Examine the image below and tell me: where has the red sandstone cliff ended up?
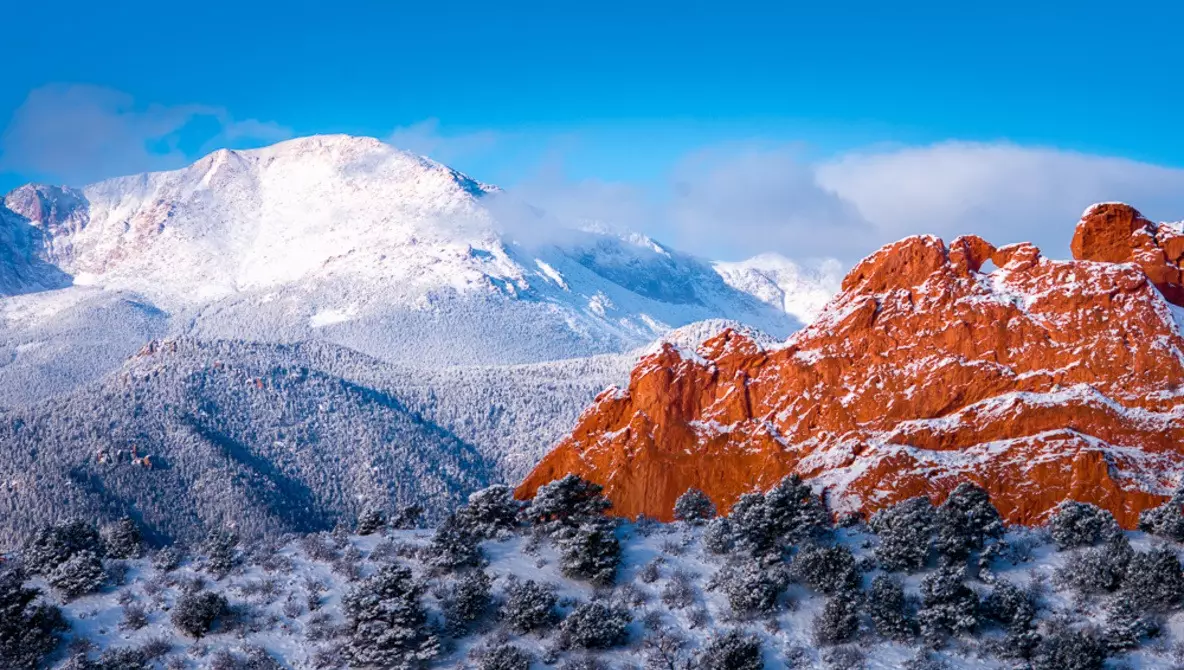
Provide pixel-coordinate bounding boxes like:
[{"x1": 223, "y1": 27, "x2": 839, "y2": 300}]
[{"x1": 518, "y1": 204, "x2": 1184, "y2": 528}]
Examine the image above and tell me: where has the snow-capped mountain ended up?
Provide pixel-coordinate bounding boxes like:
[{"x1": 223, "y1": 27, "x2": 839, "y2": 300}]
[{"x1": 0, "y1": 134, "x2": 839, "y2": 406}]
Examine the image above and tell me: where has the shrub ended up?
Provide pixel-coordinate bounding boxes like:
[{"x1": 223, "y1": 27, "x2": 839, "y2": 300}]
[
  {"x1": 673, "y1": 488, "x2": 716, "y2": 524},
  {"x1": 1047, "y1": 501, "x2": 1121, "y2": 550},
  {"x1": 171, "y1": 590, "x2": 229, "y2": 638},
  {"x1": 932, "y1": 483, "x2": 1003, "y2": 561},
  {"x1": 458, "y1": 485, "x2": 521, "y2": 539},
  {"x1": 502, "y1": 580, "x2": 558, "y2": 634},
  {"x1": 699, "y1": 629, "x2": 763, "y2": 670},
  {"x1": 814, "y1": 595, "x2": 860, "y2": 646},
  {"x1": 558, "y1": 519, "x2": 621, "y2": 586},
  {"x1": 47, "y1": 550, "x2": 106, "y2": 599},
  {"x1": 1030, "y1": 625, "x2": 1106, "y2": 670},
  {"x1": 981, "y1": 579, "x2": 1035, "y2": 634},
  {"x1": 916, "y1": 566, "x2": 978, "y2": 641},
  {"x1": 867, "y1": 575, "x2": 915, "y2": 641},
  {"x1": 791, "y1": 543, "x2": 860, "y2": 595},
  {"x1": 869, "y1": 497, "x2": 934, "y2": 573},
  {"x1": 479, "y1": 643, "x2": 532, "y2": 670},
  {"x1": 1123, "y1": 547, "x2": 1184, "y2": 611},
  {"x1": 1056, "y1": 535, "x2": 1133, "y2": 594},
  {"x1": 719, "y1": 560, "x2": 785, "y2": 617},
  {"x1": 559, "y1": 601, "x2": 630, "y2": 649},
  {"x1": 0, "y1": 568, "x2": 67, "y2": 669},
  {"x1": 341, "y1": 564, "x2": 439, "y2": 667}
]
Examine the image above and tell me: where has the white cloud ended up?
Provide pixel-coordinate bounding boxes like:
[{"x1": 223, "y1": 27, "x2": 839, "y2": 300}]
[
  {"x1": 388, "y1": 118, "x2": 500, "y2": 165},
  {"x1": 0, "y1": 84, "x2": 291, "y2": 186},
  {"x1": 817, "y1": 142, "x2": 1184, "y2": 259}
]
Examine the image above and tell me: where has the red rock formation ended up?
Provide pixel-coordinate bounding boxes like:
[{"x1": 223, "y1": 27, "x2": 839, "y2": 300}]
[{"x1": 518, "y1": 205, "x2": 1184, "y2": 528}]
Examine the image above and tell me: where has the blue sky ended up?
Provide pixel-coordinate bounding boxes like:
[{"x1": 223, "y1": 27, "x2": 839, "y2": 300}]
[{"x1": 3, "y1": 1, "x2": 1184, "y2": 260}]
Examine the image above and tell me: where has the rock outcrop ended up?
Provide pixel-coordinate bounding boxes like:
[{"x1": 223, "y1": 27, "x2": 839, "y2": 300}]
[{"x1": 519, "y1": 204, "x2": 1184, "y2": 527}]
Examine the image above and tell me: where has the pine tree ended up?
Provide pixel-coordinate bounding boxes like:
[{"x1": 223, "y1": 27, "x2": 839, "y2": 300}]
[
  {"x1": 23, "y1": 520, "x2": 104, "y2": 576},
  {"x1": 1123, "y1": 547, "x2": 1184, "y2": 611},
  {"x1": 523, "y1": 475, "x2": 611, "y2": 537},
  {"x1": 1057, "y1": 534, "x2": 1133, "y2": 594},
  {"x1": 356, "y1": 508, "x2": 387, "y2": 536},
  {"x1": 342, "y1": 564, "x2": 440, "y2": 668},
  {"x1": 916, "y1": 565, "x2": 979, "y2": 641},
  {"x1": 813, "y1": 595, "x2": 860, "y2": 645},
  {"x1": 47, "y1": 550, "x2": 105, "y2": 600},
  {"x1": 1104, "y1": 595, "x2": 1157, "y2": 652},
  {"x1": 867, "y1": 575, "x2": 915, "y2": 641},
  {"x1": 426, "y1": 513, "x2": 484, "y2": 572},
  {"x1": 699, "y1": 629, "x2": 763, "y2": 670},
  {"x1": 702, "y1": 517, "x2": 735, "y2": 555},
  {"x1": 719, "y1": 559, "x2": 786, "y2": 617},
  {"x1": 673, "y1": 488, "x2": 716, "y2": 525},
  {"x1": 790, "y1": 543, "x2": 860, "y2": 595},
  {"x1": 933, "y1": 483, "x2": 1003, "y2": 562},
  {"x1": 982, "y1": 579, "x2": 1035, "y2": 634},
  {"x1": 444, "y1": 569, "x2": 492, "y2": 633},
  {"x1": 559, "y1": 601, "x2": 630, "y2": 650},
  {"x1": 479, "y1": 643, "x2": 532, "y2": 670},
  {"x1": 103, "y1": 517, "x2": 144, "y2": 560},
  {"x1": 502, "y1": 580, "x2": 558, "y2": 634},
  {"x1": 1138, "y1": 487, "x2": 1184, "y2": 541},
  {"x1": 171, "y1": 590, "x2": 229, "y2": 638},
  {"x1": 202, "y1": 529, "x2": 238, "y2": 580},
  {"x1": 0, "y1": 568, "x2": 67, "y2": 669},
  {"x1": 1030, "y1": 625, "x2": 1106, "y2": 670},
  {"x1": 869, "y1": 496, "x2": 934, "y2": 573},
  {"x1": 558, "y1": 519, "x2": 621, "y2": 586},
  {"x1": 763, "y1": 475, "x2": 829, "y2": 544},
  {"x1": 457, "y1": 485, "x2": 521, "y2": 539},
  {"x1": 1047, "y1": 501, "x2": 1121, "y2": 550}
]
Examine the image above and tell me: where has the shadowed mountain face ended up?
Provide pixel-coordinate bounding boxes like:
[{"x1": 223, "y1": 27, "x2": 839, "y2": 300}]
[{"x1": 520, "y1": 204, "x2": 1184, "y2": 529}]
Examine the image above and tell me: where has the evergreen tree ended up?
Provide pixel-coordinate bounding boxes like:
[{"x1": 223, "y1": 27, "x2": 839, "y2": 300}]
[
  {"x1": 867, "y1": 575, "x2": 915, "y2": 641},
  {"x1": 558, "y1": 519, "x2": 621, "y2": 586},
  {"x1": 47, "y1": 550, "x2": 106, "y2": 600},
  {"x1": 171, "y1": 590, "x2": 228, "y2": 638},
  {"x1": 23, "y1": 520, "x2": 104, "y2": 576},
  {"x1": 1057, "y1": 535, "x2": 1133, "y2": 594},
  {"x1": 479, "y1": 643, "x2": 532, "y2": 670},
  {"x1": 672, "y1": 488, "x2": 716, "y2": 524},
  {"x1": 763, "y1": 475, "x2": 829, "y2": 544},
  {"x1": 699, "y1": 629, "x2": 763, "y2": 670},
  {"x1": 1047, "y1": 501, "x2": 1121, "y2": 550},
  {"x1": 869, "y1": 497, "x2": 934, "y2": 573},
  {"x1": 982, "y1": 579, "x2": 1035, "y2": 634},
  {"x1": 0, "y1": 568, "x2": 67, "y2": 669},
  {"x1": 523, "y1": 475, "x2": 611, "y2": 537},
  {"x1": 1104, "y1": 595, "x2": 1157, "y2": 652},
  {"x1": 1138, "y1": 488, "x2": 1184, "y2": 541},
  {"x1": 426, "y1": 514, "x2": 484, "y2": 572},
  {"x1": 202, "y1": 529, "x2": 238, "y2": 579},
  {"x1": 720, "y1": 559, "x2": 786, "y2": 617},
  {"x1": 444, "y1": 569, "x2": 492, "y2": 633},
  {"x1": 1030, "y1": 626, "x2": 1106, "y2": 670},
  {"x1": 790, "y1": 543, "x2": 860, "y2": 595},
  {"x1": 702, "y1": 517, "x2": 735, "y2": 555},
  {"x1": 457, "y1": 485, "x2": 521, "y2": 539},
  {"x1": 932, "y1": 483, "x2": 1003, "y2": 562},
  {"x1": 341, "y1": 564, "x2": 439, "y2": 668},
  {"x1": 559, "y1": 601, "x2": 630, "y2": 650},
  {"x1": 356, "y1": 508, "x2": 387, "y2": 536},
  {"x1": 916, "y1": 566, "x2": 979, "y2": 641},
  {"x1": 103, "y1": 517, "x2": 144, "y2": 560},
  {"x1": 501, "y1": 580, "x2": 558, "y2": 634},
  {"x1": 1122, "y1": 547, "x2": 1184, "y2": 611},
  {"x1": 813, "y1": 595, "x2": 860, "y2": 645}
]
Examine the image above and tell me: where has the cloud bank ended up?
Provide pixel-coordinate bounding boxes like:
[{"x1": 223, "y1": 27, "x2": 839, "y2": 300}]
[{"x1": 0, "y1": 84, "x2": 291, "y2": 186}]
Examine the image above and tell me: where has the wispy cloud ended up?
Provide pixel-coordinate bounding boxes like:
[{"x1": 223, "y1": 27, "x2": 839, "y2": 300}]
[
  {"x1": 388, "y1": 118, "x2": 500, "y2": 165},
  {"x1": 0, "y1": 84, "x2": 291, "y2": 186}
]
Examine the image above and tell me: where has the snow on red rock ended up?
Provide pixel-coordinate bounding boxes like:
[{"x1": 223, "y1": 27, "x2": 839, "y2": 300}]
[{"x1": 518, "y1": 203, "x2": 1184, "y2": 528}]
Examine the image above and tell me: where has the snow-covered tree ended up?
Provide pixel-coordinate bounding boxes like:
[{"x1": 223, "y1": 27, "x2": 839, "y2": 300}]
[
  {"x1": 1123, "y1": 547, "x2": 1184, "y2": 611},
  {"x1": 558, "y1": 519, "x2": 621, "y2": 586},
  {"x1": 1030, "y1": 625, "x2": 1106, "y2": 670},
  {"x1": 356, "y1": 508, "x2": 387, "y2": 536},
  {"x1": 202, "y1": 529, "x2": 238, "y2": 579},
  {"x1": 719, "y1": 559, "x2": 786, "y2": 617},
  {"x1": 1057, "y1": 535, "x2": 1133, "y2": 594},
  {"x1": 502, "y1": 580, "x2": 558, "y2": 634},
  {"x1": 1047, "y1": 501, "x2": 1120, "y2": 550},
  {"x1": 763, "y1": 475, "x2": 829, "y2": 544},
  {"x1": 559, "y1": 601, "x2": 631, "y2": 650},
  {"x1": 672, "y1": 488, "x2": 716, "y2": 525},
  {"x1": 523, "y1": 475, "x2": 611, "y2": 537},
  {"x1": 22, "y1": 520, "x2": 104, "y2": 576},
  {"x1": 813, "y1": 595, "x2": 860, "y2": 645},
  {"x1": 702, "y1": 517, "x2": 735, "y2": 555},
  {"x1": 933, "y1": 483, "x2": 1003, "y2": 561},
  {"x1": 1104, "y1": 595, "x2": 1158, "y2": 652},
  {"x1": 171, "y1": 590, "x2": 229, "y2": 638},
  {"x1": 47, "y1": 550, "x2": 105, "y2": 600},
  {"x1": 479, "y1": 643, "x2": 532, "y2": 670},
  {"x1": 867, "y1": 575, "x2": 915, "y2": 641},
  {"x1": 457, "y1": 485, "x2": 521, "y2": 539},
  {"x1": 341, "y1": 564, "x2": 439, "y2": 668},
  {"x1": 1138, "y1": 489, "x2": 1184, "y2": 541},
  {"x1": 869, "y1": 497, "x2": 934, "y2": 573},
  {"x1": 916, "y1": 566, "x2": 979, "y2": 641},
  {"x1": 698, "y1": 629, "x2": 762, "y2": 670},
  {"x1": 102, "y1": 517, "x2": 144, "y2": 560},
  {"x1": 0, "y1": 568, "x2": 66, "y2": 669},
  {"x1": 426, "y1": 514, "x2": 484, "y2": 572},
  {"x1": 444, "y1": 569, "x2": 492, "y2": 633},
  {"x1": 790, "y1": 543, "x2": 860, "y2": 595},
  {"x1": 981, "y1": 578, "x2": 1035, "y2": 634}
]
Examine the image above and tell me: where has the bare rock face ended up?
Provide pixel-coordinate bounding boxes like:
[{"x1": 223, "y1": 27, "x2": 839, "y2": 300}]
[{"x1": 519, "y1": 204, "x2": 1184, "y2": 528}]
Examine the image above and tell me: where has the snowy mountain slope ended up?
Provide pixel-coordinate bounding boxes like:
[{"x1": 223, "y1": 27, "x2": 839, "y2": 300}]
[
  {"x1": 713, "y1": 253, "x2": 844, "y2": 324},
  {"x1": 0, "y1": 134, "x2": 834, "y2": 403}
]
